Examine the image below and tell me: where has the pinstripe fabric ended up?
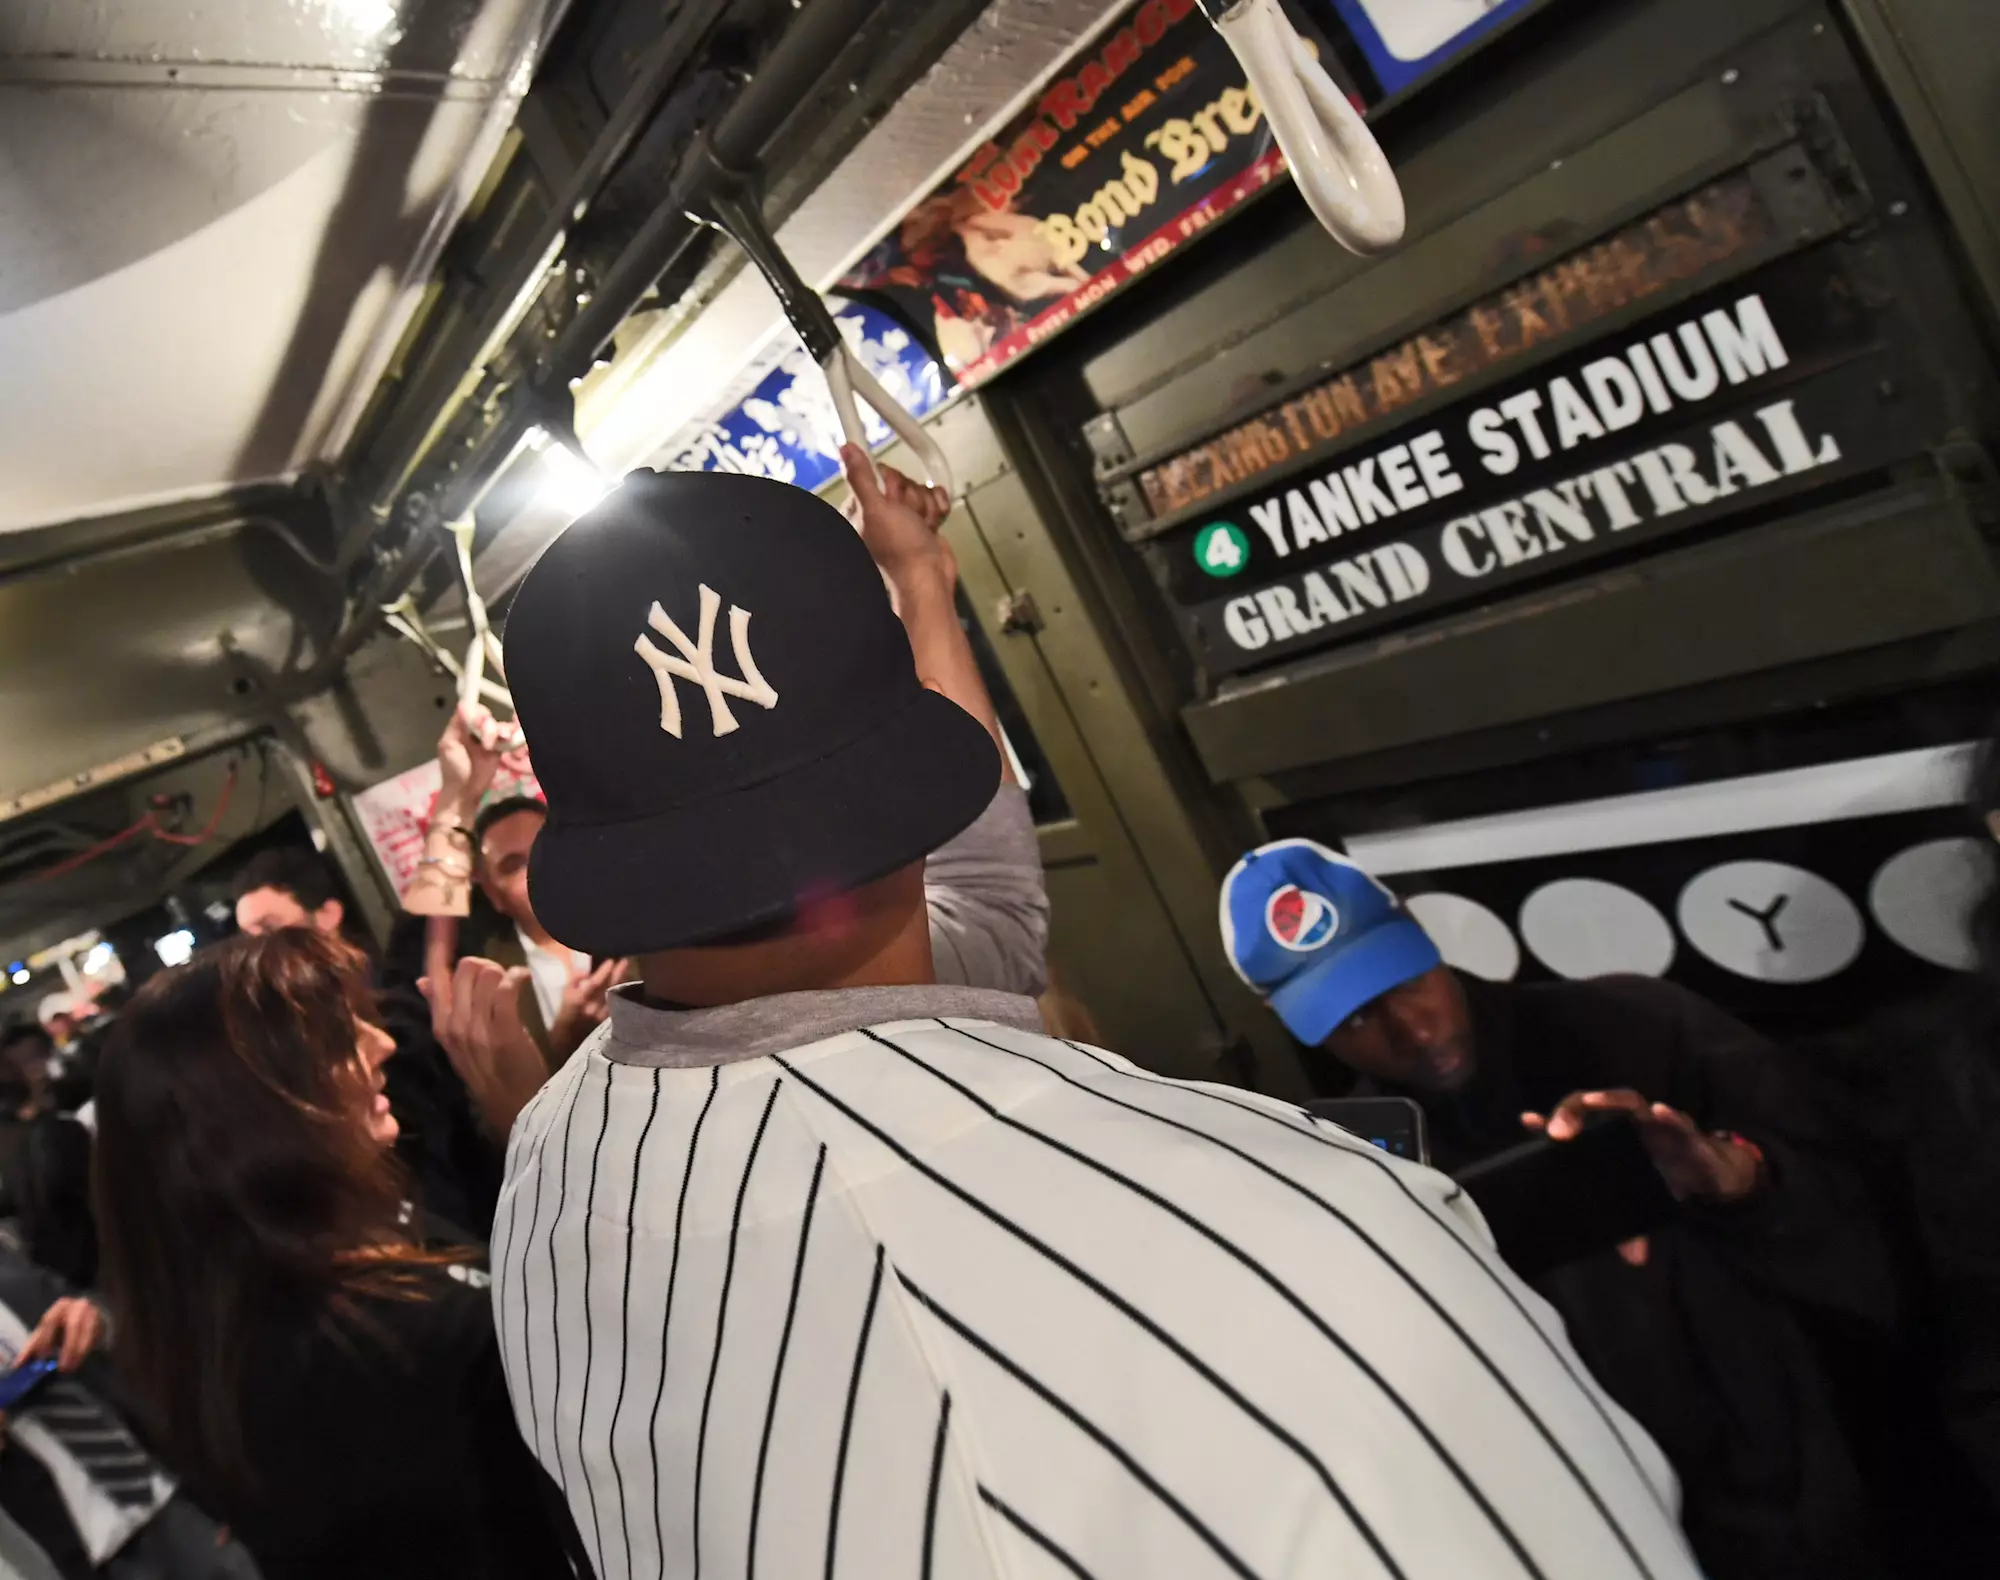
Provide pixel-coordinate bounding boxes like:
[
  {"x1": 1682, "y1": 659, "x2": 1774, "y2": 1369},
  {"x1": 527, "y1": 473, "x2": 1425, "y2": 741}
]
[{"x1": 493, "y1": 1008, "x2": 1699, "y2": 1580}]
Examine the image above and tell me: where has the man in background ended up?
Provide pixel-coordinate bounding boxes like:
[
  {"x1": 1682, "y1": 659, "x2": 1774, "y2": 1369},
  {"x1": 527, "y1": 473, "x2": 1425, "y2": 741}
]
[
  {"x1": 1221, "y1": 837, "x2": 1892, "y2": 1579},
  {"x1": 0, "y1": 1024, "x2": 52, "y2": 1121},
  {"x1": 463, "y1": 794, "x2": 621, "y2": 1061},
  {"x1": 234, "y1": 847, "x2": 350, "y2": 939}
]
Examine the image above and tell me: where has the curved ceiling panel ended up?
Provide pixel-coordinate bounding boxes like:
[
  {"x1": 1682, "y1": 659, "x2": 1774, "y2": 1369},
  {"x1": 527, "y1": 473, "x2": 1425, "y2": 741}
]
[
  {"x1": 2, "y1": 0, "x2": 500, "y2": 77},
  {"x1": 0, "y1": 0, "x2": 554, "y2": 534},
  {"x1": 0, "y1": 88, "x2": 341, "y2": 314}
]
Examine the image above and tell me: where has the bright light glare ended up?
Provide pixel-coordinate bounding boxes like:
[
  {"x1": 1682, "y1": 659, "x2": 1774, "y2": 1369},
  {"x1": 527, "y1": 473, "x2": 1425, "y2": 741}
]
[
  {"x1": 153, "y1": 930, "x2": 197, "y2": 969},
  {"x1": 534, "y1": 439, "x2": 611, "y2": 518},
  {"x1": 82, "y1": 941, "x2": 115, "y2": 976},
  {"x1": 8, "y1": 968, "x2": 28, "y2": 986},
  {"x1": 330, "y1": 0, "x2": 402, "y2": 44}
]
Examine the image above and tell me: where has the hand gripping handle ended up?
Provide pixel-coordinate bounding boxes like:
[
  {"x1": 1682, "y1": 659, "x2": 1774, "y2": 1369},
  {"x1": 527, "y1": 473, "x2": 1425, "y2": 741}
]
[{"x1": 822, "y1": 340, "x2": 954, "y2": 498}]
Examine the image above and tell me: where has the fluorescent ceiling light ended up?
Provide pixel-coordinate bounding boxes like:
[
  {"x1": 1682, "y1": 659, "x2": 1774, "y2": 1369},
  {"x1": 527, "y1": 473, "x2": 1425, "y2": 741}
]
[{"x1": 530, "y1": 430, "x2": 611, "y2": 518}]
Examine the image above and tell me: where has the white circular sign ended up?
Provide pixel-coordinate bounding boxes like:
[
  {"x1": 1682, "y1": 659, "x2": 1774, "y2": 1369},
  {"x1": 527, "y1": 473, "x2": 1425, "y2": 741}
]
[
  {"x1": 1677, "y1": 861, "x2": 1864, "y2": 983},
  {"x1": 1519, "y1": 879, "x2": 1676, "y2": 979},
  {"x1": 1869, "y1": 838, "x2": 1991, "y2": 971},
  {"x1": 1405, "y1": 892, "x2": 1520, "y2": 981}
]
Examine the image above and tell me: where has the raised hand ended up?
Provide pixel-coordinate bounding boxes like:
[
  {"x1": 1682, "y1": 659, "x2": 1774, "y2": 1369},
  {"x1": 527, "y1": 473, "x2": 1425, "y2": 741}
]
[
  {"x1": 421, "y1": 958, "x2": 551, "y2": 1139},
  {"x1": 1522, "y1": 1088, "x2": 1764, "y2": 1203}
]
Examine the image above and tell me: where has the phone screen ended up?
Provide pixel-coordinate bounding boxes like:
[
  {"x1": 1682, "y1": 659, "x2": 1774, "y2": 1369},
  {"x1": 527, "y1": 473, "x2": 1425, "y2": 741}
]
[
  {"x1": 1304, "y1": 1097, "x2": 1430, "y2": 1164},
  {"x1": 0, "y1": 1357, "x2": 60, "y2": 1412}
]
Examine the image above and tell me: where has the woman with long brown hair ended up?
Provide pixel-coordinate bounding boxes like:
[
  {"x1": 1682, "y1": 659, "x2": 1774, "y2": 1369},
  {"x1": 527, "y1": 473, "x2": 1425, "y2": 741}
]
[{"x1": 92, "y1": 929, "x2": 580, "y2": 1579}]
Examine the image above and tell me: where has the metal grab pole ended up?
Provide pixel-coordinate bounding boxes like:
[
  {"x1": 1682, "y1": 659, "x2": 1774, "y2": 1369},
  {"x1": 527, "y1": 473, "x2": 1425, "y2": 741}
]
[
  {"x1": 358, "y1": 0, "x2": 740, "y2": 522},
  {"x1": 1199, "y1": 0, "x2": 1405, "y2": 255},
  {"x1": 311, "y1": 0, "x2": 910, "y2": 694},
  {"x1": 540, "y1": 0, "x2": 895, "y2": 387}
]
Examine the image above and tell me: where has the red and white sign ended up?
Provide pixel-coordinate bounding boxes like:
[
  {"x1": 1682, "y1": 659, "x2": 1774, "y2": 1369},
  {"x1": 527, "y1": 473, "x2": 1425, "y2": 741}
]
[{"x1": 351, "y1": 754, "x2": 543, "y2": 899}]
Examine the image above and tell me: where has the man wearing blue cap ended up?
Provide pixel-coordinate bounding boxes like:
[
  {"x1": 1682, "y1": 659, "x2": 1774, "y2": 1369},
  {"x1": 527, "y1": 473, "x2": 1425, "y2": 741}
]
[{"x1": 1222, "y1": 839, "x2": 1888, "y2": 1580}]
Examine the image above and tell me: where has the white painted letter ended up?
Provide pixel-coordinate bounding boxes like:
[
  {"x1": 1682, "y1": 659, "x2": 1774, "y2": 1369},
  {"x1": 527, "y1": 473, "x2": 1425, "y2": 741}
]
[
  {"x1": 1223, "y1": 596, "x2": 1269, "y2": 649},
  {"x1": 1704, "y1": 294, "x2": 1789, "y2": 385},
  {"x1": 1469, "y1": 407, "x2": 1520, "y2": 475}
]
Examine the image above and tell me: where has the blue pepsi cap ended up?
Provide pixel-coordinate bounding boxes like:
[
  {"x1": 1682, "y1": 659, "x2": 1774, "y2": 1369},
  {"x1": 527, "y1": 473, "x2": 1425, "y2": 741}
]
[{"x1": 1220, "y1": 839, "x2": 1442, "y2": 1046}]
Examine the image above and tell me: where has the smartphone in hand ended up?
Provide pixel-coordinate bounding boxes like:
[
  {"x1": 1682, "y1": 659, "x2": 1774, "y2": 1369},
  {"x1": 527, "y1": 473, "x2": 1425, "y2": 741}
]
[
  {"x1": 1454, "y1": 1113, "x2": 1679, "y2": 1277},
  {"x1": 0, "y1": 1357, "x2": 61, "y2": 1412}
]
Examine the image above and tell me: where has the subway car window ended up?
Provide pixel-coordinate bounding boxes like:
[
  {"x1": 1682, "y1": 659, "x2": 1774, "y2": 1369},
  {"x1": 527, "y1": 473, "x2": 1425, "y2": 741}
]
[{"x1": 2, "y1": 0, "x2": 1996, "y2": 1575}]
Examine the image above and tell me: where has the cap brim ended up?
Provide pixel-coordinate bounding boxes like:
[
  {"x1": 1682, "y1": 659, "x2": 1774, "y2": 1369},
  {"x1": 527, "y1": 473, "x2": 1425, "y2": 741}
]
[
  {"x1": 1268, "y1": 918, "x2": 1442, "y2": 1046},
  {"x1": 527, "y1": 687, "x2": 1001, "y2": 958}
]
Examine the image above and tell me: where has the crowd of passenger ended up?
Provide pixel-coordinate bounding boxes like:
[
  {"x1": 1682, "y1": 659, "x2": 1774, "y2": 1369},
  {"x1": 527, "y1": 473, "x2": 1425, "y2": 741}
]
[{"x1": 0, "y1": 450, "x2": 1991, "y2": 1577}]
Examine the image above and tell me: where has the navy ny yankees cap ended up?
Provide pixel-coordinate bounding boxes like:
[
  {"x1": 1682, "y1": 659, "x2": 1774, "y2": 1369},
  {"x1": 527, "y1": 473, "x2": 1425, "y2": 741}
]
[{"x1": 504, "y1": 469, "x2": 999, "y2": 957}]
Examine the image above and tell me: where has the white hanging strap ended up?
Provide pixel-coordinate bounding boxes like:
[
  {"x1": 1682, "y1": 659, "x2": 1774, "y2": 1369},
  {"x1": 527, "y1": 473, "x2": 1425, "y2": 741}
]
[
  {"x1": 822, "y1": 341, "x2": 955, "y2": 499},
  {"x1": 448, "y1": 517, "x2": 515, "y2": 718},
  {"x1": 382, "y1": 598, "x2": 514, "y2": 709},
  {"x1": 701, "y1": 168, "x2": 952, "y2": 500},
  {"x1": 1207, "y1": 0, "x2": 1405, "y2": 255}
]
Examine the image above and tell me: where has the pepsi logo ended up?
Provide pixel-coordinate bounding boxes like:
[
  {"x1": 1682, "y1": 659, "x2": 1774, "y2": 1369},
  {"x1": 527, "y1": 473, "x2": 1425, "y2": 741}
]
[{"x1": 1267, "y1": 885, "x2": 1338, "y2": 951}]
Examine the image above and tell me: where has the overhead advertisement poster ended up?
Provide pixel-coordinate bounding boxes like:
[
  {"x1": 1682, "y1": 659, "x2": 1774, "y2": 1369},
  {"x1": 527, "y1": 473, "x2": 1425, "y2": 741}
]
[
  {"x1": 1325, "y1": 0, "x2": 1540, "y2": 95},
  {"x1": 831, "y1": 0, "x2": 1540, "y2": 394},
  {"x1": 837, "y1": 0, "x2": 1360, "y2": 390}
]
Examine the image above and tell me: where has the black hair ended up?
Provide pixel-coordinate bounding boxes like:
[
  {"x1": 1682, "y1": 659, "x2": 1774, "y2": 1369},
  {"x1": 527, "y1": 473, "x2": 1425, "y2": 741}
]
[
  {"x1": 1, "y1": 1024, "x2": 52, "y2": 1066},
  {"x1": 471, "y1": 795, "x2": 547, "y2": 852},
  {"x1": 234, "y1": 845, "x2": 341, "y2": 911}
]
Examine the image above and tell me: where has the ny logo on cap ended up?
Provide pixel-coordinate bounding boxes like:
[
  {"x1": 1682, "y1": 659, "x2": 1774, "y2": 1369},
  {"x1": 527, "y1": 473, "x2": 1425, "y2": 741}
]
[{"x1": 634, "y1": 585, "x2": 779, "y2": 739}]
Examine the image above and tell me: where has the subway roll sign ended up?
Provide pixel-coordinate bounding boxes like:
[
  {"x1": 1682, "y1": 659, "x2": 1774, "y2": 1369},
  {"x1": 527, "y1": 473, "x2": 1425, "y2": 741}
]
[{"x1": 1158, "y1": 247, "x2": 1916, "y2": 676}]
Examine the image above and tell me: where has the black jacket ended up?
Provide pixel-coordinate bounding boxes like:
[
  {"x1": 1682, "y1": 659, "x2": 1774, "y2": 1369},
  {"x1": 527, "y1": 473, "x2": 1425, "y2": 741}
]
[
  {"x1": 1374, "y1": 973, "x2": 1892, "y2": 1580},
  {"x1": 1807, "y1": 989, "x2": 2000, "y2": 1570},
  {"x1": 216, "y1": 1261, "x2": 580, "y2": 1580}
]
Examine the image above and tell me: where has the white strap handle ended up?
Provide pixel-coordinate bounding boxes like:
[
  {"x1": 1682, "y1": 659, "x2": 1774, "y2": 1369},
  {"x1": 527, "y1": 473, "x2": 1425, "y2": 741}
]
[
  {"x1": 383, "y1": 597, "x2": 513, "y2": 710},
  {"x1": 1211, "y1": 0, "x2": 1405, "y2": 255},
  {"x1": 386, "y1": 524, "x2": 523, "y2": 731},
  {"x1": 448, "y1": 517, "x2": 514, "y2": 718},
  {"x1": 822, "y1": 342, "x2": 955, "y2": 499}
]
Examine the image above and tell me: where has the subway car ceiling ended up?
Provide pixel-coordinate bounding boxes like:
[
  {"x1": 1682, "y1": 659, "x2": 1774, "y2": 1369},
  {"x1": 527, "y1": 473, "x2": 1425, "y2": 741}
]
[
  {"x1": 0, "y1": 0, "x2": 1020, "y2": 971},
  {"x1": 2, "y1": 0, "x2": 1996, "y2": 1076}
]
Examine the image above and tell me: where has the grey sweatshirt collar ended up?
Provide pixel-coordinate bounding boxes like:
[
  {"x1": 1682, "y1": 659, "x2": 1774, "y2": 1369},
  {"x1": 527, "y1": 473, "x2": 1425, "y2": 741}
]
[{"x1": 603, "y1": 982, "x2": 1044, "y2": 1068}]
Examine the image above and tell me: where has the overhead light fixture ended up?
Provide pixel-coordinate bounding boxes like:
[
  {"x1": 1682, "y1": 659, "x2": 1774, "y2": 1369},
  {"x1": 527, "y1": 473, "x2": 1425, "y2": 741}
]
[
  {"x1": 82, "y1": 942, "x2": 115, "y2": 976},
  {"x1": 528, "y1": 429, "x2": 610, "y2": 518},
  {"x1": 331, "y1": 0, "x2": 400, "y2": 43},
  {"x1": 7, "y1": 966, "x2": 28, "y2": 986},
  {"x1": 153, "y1": 930, "x2": 197, "y2": 969}
]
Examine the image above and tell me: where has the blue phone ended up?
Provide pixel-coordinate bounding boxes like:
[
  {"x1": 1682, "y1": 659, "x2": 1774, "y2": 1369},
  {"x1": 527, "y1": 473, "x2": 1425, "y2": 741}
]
[{"x1": 0, "y1": 1357, "x2": 60, "y2": 1411}]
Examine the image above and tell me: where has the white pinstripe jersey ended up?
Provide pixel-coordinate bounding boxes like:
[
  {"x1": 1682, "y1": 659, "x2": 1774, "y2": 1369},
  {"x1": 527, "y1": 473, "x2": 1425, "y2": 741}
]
[{"x1": 492, "y1": 987, "x2": 1701, "y2": 1580}]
